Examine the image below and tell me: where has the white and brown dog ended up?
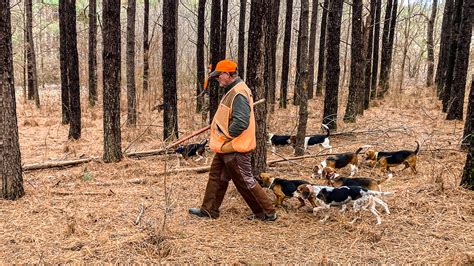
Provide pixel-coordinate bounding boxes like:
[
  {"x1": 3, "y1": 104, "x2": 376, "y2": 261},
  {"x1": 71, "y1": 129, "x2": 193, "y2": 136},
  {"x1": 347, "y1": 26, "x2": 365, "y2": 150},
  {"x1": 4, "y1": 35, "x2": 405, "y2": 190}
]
[
  {"x1": 313, "y1": 146, "x2": 369, "y2": 177},
  {"x1": 295, "y1": 184, "x2": 392, "y2": 225},
  {"x1": 315, "y1": 166, "x2": 390, "y2": 191}
]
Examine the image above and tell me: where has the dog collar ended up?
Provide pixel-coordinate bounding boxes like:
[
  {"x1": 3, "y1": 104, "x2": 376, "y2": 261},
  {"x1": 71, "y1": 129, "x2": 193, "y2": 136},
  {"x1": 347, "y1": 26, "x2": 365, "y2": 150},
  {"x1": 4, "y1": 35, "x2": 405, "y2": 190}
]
[{"x1": 374, "y1": 152, "x2": 378, "y2": 160}]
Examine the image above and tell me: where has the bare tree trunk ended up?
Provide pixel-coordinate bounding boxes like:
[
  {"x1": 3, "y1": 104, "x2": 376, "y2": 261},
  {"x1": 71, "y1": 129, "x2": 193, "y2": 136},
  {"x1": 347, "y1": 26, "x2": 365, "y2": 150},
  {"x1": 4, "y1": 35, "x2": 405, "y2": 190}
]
[
  {"x1": 247, "y1": 0, "x2": 267, "y2": 175},
  {"x1": 316, "y1": 0, "x2": 329, "y2": 96},
  {"x1": 0, "y1": 0, "x2": 25, "y2": 200},
  {"x1": 280, "y1": 0, "x2": 293, "y2": 108},
  {"x1": 220, "y1": 0, "x2": 228, "y2": 59},
  {"x1": 127, "y1": 0, "x2": 137, "y2": 126},
  {"x1": 294, "y1": 0, "x2": 310, "y2": 156},
  {"x1": 322, "y1": 0, "x2": 344, "y2": 130},
  {"x1": 59, "y1": 0, "x2": 70, "y2": 124},
  {"x1": 446, "y1": 0, "x2": 471, "y2": 120},
  {"x1": 66, "y1": 0, "x2": 81, "y2": 140},
  {"x1": 307, "y1": 0, "x2": 318, "y2": 99},
  {"x1": 344, "y1": 0, "x2": 364, "y2": 123},
  {"x1": 102, "y1": 0, "x2": 122, "y2": 163},
  {"x1": 463, "y1": 75, "x2": 473, "y2": 147},
  {"x1": 196, "y1": 0, "x2": 206, "y2": 113},
  {"x1": 426, "y1": 0, "x2": 438, "y2": 87},
  {"x1": 435, "y1": 0, "x2": 454, "y2": 98},
  {"x1": 88, "y1": 0, "x2": 97, "y2": 106},
  {"x1": 341, "y1": 7, "x2": 351, "y2": 88},
  {"x1": 293, "y1": 1, "x2": 304, "y2": 106},
  {"x1": 378, "y1": 0, "x2": 397, "y2": 98},
  {"x1": 142, "y1": 0, "x2": 149, "y2": 93},
  {"x1": 209, "y1": 0, "x2": 221, "y2": 122},
  {"x1": 264, "y1": 0, "x2": 280, "y2": 112},
  {"x1": 238, "y1": 0, "x2": 247, "y2": 79},
  {"x1": 162, "y1": 0, "x2": 179, "y2": 140},
  {"x1": 461, "y1": 76, "x2": 474, "y2": 189},
  {"x1": 364, "y1": 0, "x2": 376, "y2": 109},
  {"x1": 370, "y1": 0, "x2": 381, "y2": 99},
  {"x1": 25, "y1": 0, "x2": 39, "y2": 107},
  {"x1": 442, "y1": 0, "x2": 464, "y2": 113},
  {"x1": 22, "y1": 6, "x2": 26, "y2": 102}
]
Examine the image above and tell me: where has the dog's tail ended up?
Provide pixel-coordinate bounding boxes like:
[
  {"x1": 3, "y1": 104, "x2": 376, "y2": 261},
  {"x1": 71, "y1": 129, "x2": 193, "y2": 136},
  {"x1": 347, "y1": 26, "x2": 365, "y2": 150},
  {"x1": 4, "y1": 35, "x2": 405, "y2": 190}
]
[
  {"x1": 321, "y1": 124, "x2": 330, "y2": 137},
  {"x1": 200, "y1": 139, "x2": 209, "y2": 146},
  {"x1": 355, "y1": 147, "x2": 364, "y2": 155},
  {"x1": 414, "y1": 141, "x2": 420, "y2": 154},
  {"x1": 366, "y1": 190, "x2": 394, "y2": 197}
]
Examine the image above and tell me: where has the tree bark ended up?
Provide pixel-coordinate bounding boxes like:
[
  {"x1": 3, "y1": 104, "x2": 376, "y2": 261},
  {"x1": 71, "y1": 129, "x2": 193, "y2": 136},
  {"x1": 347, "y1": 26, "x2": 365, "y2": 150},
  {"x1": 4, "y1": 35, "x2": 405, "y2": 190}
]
[
  {"x1": 143, "y1": 0, "x2": 150, "y2": 93},
  {"x1": 238, "y1": 0, "x2": 247, "y2": 79},
  {"x1": 435, "y1": 0, "x2": 454, "y2": 98},
  {"x1": 293, "y1": 1, "x2": 304, "y2": 105},
  {"x1": 294, "y1": 0, "x2": 310, "y2": 156},
  {"x1": 127, "y1": 0, "x2": 137, "y2": 126},
  {"x1": 162, "y1": 0, "x2": 179, "y2": 140},
  {"x1": 264, "y1": 0, "x2": 280, "y2": 111},
  {"x1": 196, "y1": 0, "x2": 206, "y2": 113},
  {"x1": 462, "y1": 75, "x2": 473, "y2": 147},
  {"x1": 247, "y1": 0, "x2": 267, "y2": 175},
  {"x1": 307, "y1": 0, "x2": 318, "y2": 99},
  {"x1": 209, "y1": 0, "x2": 221, "y2": 122},
  {"x1": 88, "y1": 0, "x2": 97, "y2": 106},
  {"x1": 363, "y1": 0, "x2": 376, "y2": 110},
  {"x1": 446, "y1": 0, "x2": 471, "y2": 120},
  {"x1": 344, "y1": 0, "x2": 364, "y2": 123},
  {"x1": 59, "y1": 0, "x2": 70, "y2": 124},
  {"x1": 461, "y1": 76, "x2": 474, "y2": 189},
  {"x1": 66, "y1": 0, "x2": 81, "y2": 140},
  {"x1": 322, "y1": 0, "x2": 344, "y2": 130},
  {"x1": 102, "y1": 0, "x2": 123, "y2": 163},
  {"x1": 0, "y1": 0, "x2": 25, "y2": 200},
  {"x1": 316, "y1": 0, "x2": 329, "y2": 96},
  {"x1": 378, "y1": 0, "x2": 398, "y2": 98},
  {"x1": 442, "y1": 0, "x2": 464, "y2": 113},
  {"x1": 25, "y1": 0, "x2": 40, "y2": 107},
  {"x1": 426, "y1": 0, "x2": 438, "y2": 87},
  {"x1": 280, "y1": 0, "x2": 293, "y2": 108},
  {"x1": 370, "y1": 0, "x2": 381, "y2": 99},
  {"x1": 220, "y1": 0, "x2": 228, "y2": 59}
]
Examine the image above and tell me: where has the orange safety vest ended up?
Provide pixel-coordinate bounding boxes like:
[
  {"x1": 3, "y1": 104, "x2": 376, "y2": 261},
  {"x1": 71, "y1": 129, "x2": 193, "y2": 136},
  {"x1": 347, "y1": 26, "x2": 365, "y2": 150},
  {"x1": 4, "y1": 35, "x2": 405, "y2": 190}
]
[{"x1": 209, "y1": 81, "x2": 256, "y2": 153}]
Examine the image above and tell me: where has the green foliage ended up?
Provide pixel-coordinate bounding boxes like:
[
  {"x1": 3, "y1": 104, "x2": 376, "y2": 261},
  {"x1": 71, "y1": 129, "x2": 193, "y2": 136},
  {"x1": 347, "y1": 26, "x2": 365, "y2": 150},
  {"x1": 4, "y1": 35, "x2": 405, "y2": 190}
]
[{"x1": 82, "y1": 167, "x2": 93, "y2": 181}]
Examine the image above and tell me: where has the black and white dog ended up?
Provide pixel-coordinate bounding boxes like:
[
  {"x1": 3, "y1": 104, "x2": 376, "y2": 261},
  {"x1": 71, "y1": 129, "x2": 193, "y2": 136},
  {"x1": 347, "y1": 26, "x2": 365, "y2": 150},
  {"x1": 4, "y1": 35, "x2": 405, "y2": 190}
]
[
  {"x1": 295, "y1": 184, "x2": 392, "y2": 224},
  {"x1": 302, "y1": 124, "x2": 332, "y2": 151},
  {"x1": 267, "y1": 134, "x2": 292, "y2": 153},
  {"x1": 175, "y1": 139, "x2": 208, "y2": 166}
]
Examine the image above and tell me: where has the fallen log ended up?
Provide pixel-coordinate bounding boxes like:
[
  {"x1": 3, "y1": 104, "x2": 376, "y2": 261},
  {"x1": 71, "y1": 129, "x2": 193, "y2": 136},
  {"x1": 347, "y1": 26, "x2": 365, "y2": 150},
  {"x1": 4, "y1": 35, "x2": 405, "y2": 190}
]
[{"x1": 23, "y1": 157, "x2": 100, "y2": 171}]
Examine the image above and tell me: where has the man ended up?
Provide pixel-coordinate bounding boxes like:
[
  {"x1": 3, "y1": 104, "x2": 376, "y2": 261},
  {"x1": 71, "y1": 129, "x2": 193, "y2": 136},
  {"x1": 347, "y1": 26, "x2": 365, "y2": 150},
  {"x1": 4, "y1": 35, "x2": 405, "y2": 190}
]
[{"x1": 189, "y1": 59, "x2": 277, "y2": 221}]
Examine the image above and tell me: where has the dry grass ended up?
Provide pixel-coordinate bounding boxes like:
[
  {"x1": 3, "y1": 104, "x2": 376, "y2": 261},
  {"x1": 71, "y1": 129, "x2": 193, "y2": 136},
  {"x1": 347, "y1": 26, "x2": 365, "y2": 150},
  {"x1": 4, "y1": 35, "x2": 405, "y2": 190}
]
[{"x1": 1, "y1": 85, "x2": 473, "y2": 263}]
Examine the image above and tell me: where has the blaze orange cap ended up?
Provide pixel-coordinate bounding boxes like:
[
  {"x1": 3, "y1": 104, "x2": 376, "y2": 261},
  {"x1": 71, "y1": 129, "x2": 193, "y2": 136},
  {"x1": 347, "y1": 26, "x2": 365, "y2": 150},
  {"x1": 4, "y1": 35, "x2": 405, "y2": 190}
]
[{"x1": 209, "y1": 59, "x2": 238, "y2": 79}]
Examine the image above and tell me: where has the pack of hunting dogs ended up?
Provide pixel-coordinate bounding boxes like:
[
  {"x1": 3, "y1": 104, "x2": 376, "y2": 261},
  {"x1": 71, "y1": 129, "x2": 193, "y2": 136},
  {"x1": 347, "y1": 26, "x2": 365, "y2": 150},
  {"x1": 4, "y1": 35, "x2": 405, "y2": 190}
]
[{"x1": 175, "y1": 124, "x2": 420, "y2": 225}]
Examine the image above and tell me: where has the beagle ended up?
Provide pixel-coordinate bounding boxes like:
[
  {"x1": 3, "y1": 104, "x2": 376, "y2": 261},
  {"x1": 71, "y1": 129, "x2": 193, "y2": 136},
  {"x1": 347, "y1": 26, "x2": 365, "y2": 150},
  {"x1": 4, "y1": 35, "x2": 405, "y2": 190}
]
[
  {"x1": 267, "y1": 133, "x2": 293, "y2": 153},
  {"x1": 313, "y1": 146, "x2": 366, "y2": 177},
  {"x1": 259, "y1": 173, "x2": 316, "y2": 209},
  {"x1": 365, "y1": 141, "x2": 420, "y2": 176},
  {"x1": 290, "y1": 124, "x2": 332, "y2": 151},
  {"x1": 295, "y1": 184, "x2": 392, "y2": 224},
  {"x1": 175, "y1": 139, "x2": 208, "y2": 166},
  {"x1": 316, "y1": 166, "x2": 389, "y2": 191}
]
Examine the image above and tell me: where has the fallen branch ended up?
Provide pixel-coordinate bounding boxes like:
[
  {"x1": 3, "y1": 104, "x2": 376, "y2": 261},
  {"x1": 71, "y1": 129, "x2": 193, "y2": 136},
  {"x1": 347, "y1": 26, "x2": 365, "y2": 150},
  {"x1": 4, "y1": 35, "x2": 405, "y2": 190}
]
[{"x1": 23, "y1": 157, "x2": 100, "y2": 171}]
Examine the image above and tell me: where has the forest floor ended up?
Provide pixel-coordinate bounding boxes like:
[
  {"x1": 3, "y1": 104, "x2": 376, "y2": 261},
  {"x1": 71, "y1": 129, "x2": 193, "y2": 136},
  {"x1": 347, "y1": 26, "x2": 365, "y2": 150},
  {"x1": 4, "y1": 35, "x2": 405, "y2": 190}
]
[{"x1": 1, "y1": 85, "x2": 473, "y2": 264}]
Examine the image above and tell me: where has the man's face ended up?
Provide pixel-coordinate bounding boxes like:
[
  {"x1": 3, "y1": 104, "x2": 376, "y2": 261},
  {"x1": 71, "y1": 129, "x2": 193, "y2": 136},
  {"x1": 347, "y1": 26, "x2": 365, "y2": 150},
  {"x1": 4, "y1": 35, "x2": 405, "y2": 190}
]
[{"x1": 217, "y1": 72, "x2": 232, "y2": 87}]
